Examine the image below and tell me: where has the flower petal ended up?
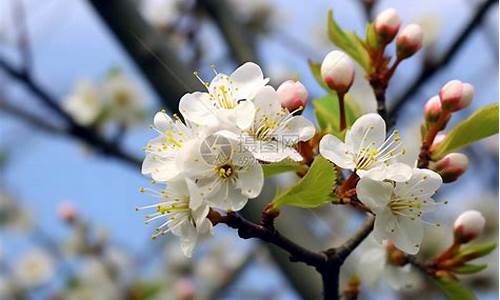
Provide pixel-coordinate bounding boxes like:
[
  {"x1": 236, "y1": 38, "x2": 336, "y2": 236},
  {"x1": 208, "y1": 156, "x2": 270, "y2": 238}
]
[
  {"x1": 358, "y1": 162, "x2": 412, "y2": 182},
  {"x1": 319, "y1": 134, "x2": 355, "y2": 170},
  {"x1": 356, "y1": 178, "x2": 393, "y2": 211},
  {"x1": 279, "y1": 116, "x2": 316, "y2": 142},
  {"x1": 395, "y1": 168, "x2": 442, "y2": 196},
  {"x1": 346, "y1": 113, "x2": 386, "y2": 154},
  {"x1": 236, "y1": 161, "x2": 264, "y2": 198},
  {"x1": 358, "y1": 247, "x2": 386, "y2": 287},
  {"x1": 230, "y1": 62, "x2": 269, "y2": 100},
  {"x1": 252, "y1": 86, "x2": 282, "y2": 118},
  {"x1": 179, "y1": 92, "x2": 219, "y2": 126},
  {"x1": 233, "y1": 100, "x2": 256, "y2": 130}
]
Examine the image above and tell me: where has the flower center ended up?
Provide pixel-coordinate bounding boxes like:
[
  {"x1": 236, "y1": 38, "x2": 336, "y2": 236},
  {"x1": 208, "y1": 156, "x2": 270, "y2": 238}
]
[
  {"x1": 354, "y1": 129, "x2": 404, "y2": 170},
  {"x1": 216, "y1": 164, "x2": 234, "y2": 178}
]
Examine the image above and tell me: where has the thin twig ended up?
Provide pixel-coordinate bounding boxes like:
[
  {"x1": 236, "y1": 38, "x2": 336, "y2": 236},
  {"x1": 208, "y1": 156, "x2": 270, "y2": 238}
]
[
  {"x1": 0, "y1": 98, "x2": 62, "y2": 134},
  {"x1": 388, "y1": 0, "x2": 497, "y2": 119}
]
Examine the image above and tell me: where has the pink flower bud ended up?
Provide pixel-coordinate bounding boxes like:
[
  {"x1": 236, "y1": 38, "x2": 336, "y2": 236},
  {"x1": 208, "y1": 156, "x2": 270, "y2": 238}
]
[
  {"x1": 57, "y1": 201, "x2": 77, "y2": 223},
  {"x1": 374, "y1": 8, "x2": 401, "y2": 44},
  {"x1": 454, "y1": 210, "x2": 485, "y2": 243},
  {"x1": 439, "y1": 80, "x2": 474, "y2": 112},
  {"x1": 396, "y1": 24, "x2": 424, "y2": 59},
  {"x1": 432, "y1": 153, "x2": 468, "y2": 183},
  {"x1": 175, "y1": 278, "x2": 195, "y2": 300},
  {"x1": 430, "y1": 133, "x2": 446, "y2": 153},
  {"x1": 320, "y1": 50, "x2": 355, "y2": 94},
  {"x1": 276, "y1": 80, "x2": 308, "y2": 112},
  {"x1": 424, "y1": 95, "x2": 443, "y2": 123}
]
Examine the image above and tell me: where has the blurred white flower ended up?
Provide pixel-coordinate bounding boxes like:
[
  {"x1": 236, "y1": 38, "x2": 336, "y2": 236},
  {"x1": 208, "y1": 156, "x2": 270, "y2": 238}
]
[
  {"x1": 101, "y1": 72, "x2": 147, "y2": 126},
  {"x1": 358, "y1": 239, "x2": 423, "y2": 291},
  {"x1": 140, "y1": 0, "x2": 194, "y2": 29},
  {"x1": 138, "y1": 178, "x2": 213, "y2": 257},
  {"x1": 320, "y1": 113, "x2": 412, "y2": 181},
  {"x1": 63, "y1": 80, "x2": 102, "y2": 126},
  {"x1": 13, "y1": 248, "x2": 55, "y2": 289},
  {"x1": 356, "y1": 168, "x2": 443, "y2": 254}
]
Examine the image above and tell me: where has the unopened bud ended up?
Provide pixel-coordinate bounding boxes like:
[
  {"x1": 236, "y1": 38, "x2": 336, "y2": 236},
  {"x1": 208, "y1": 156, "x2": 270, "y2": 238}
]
[
  {"x1": 432, "y1": 153, "x2": 469, "y2": 183},
  {"x1": 454, "y1": 210, "x2": 485, "y2": 243},
  {"x1": 439, "y1": 80, "x2": 474, "y2": 112},
  {"x1": 276, "y1": 80, "x2": 308, "y2": 112},
  {"x1": 57, "y1": 201, "x2": 77, "y2": 224},
  {"x1": 424, "y1": 95, "x2": 443, "y2": 123},
  {"x1": 396, "y1": 24, "x2": 424, "y2": 59},
  {"x1": 320, "y1": 50, "x2": 355, "y2": 94},
  {"x1": 374, "y1": 8, "x2": 401, "y2": 44}
]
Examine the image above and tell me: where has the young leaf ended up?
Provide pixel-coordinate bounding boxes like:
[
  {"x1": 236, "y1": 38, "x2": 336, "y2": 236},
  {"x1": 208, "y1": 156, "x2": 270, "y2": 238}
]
[
  {"x1": 271, "y1": 156, "x2": 337, "y2": 209},
  {"x1": 457, "y1": 242, "x2": 497, "y2": 260},
  {"x1": 431, "y1": 103, "x2": 499, "y2": 160},
  {"x1": 308, "y1": 60, "x2": 330, "y2": 92},
  {"x1": 327, "y1": 10, "x2": 371, "y2": 72},
  {"x1": 262, "y1": 159, "x2": 304, "y2": 177},
  {"x1": 313, "y1": 94, "x2": 360, "y2": 138},
  {"x1": 430, "y1": 277, "x2": 476, "y2": 300},
  {"x1": 452, "y1": 264, "x2": 487, "y2": 274},
  {"x1": 365, "y1": 23, "x2": 379, "y2": 50}
]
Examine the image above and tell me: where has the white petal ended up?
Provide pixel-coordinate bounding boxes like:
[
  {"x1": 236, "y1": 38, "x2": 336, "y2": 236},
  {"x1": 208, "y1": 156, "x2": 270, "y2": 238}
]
[
  {"x1": 179, "y1": 92, "x2": 219, "y2": 126},
  {"x1": 233, "y1": 100, "x2": 256, "y2": 130},
  {"x1": 237, "y1": 161, "x2": 264, "y2": 198},
  {"x1": 385, "y1": 265, "x2": 422, "y2": 291},
  {"x1": 356, "y1": 178, "x2": 393, "y2": 211},
  {"x1": 395, "y1": 217, "x2": 424, "y2": 255},
  {"x1": 357, "y1": 162, "x2": 412, "y2": 182},
  {"x1": 230, "y1": 62, "x2": 269, "y2": 100},
  {"x1": 346, "y1": 113, "x2": 386, "y2": 154},
  {"x1": 153, "y1": 111, "x2": 174, "y2": 130},
  {"x1": 141, "y1": 155, "x2": 181, "y2": 182},
  {"x1": 395, "y1": 168, "x2": 442, "y2": 196},
  {"x1": 358, "y1": 248, "x2": 386, "y2": 287},
  {"x1": 279, "y1": 116, "x2": 316, "y2": 141},
  {"x1": 252, "y1": 86, "x2": 282, "y2": 118},
  {"x1": 191, "y1": 203, "x2": 210, "y2": 229},
  {"x1": 319, "y1": 134, "x2": 355, "y2": 170}
]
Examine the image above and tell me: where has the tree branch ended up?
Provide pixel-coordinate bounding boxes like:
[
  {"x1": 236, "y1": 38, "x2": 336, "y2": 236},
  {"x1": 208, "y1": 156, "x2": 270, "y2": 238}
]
[
  {"x1": 330, "y1": 214, "x2": 375, "y2": 262},
  {"x1": 86, "y1": 0, "x2": 203, "y2": 111},
  {"x1": 388, "y1": 0, "x2": 497, "y2": 119},
  {"x1": 197, "y1": 0, "x2": 259, "y2": 64}
]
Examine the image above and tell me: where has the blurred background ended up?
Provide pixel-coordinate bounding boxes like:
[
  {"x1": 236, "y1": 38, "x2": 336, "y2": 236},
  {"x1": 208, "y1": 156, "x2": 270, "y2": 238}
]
[{"x1": 0, "y1": 0, "x2": 498, "y2": 299}]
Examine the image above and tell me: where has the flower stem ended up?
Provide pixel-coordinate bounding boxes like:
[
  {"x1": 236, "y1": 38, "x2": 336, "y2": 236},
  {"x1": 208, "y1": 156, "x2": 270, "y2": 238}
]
[
  {"x1": 418, "y1": 112, "x2": 451, "y2": 168},
  {"x1": 338, "y1": 91, "x2": 347, "y2": 132}
]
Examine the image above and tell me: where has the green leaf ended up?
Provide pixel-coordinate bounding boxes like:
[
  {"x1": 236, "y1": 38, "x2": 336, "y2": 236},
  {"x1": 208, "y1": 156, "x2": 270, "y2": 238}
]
[
  {"x1": 365, "y1": 22, "x2": 379, "y2": 50},
  {"x1": 327, "y1": 10, "x2": 371, "y2": 72},
  {"x1": 430, "y1": 277, "x2": 476, "y2": 300},
  {"x1": 262, "y1": 160, "x2": 304, "y2": 177},
  {"x1": 308, "y1": 60, "x2": 329, "y2": 92},
  {"x1": 431, "y1": 104, "x2": 499, "y2": 159},
  {"x1": 452, "y1": 264, "x2": 487, "y2": 274},
  {"x1": 271, "y1": 156, "x2": 337, "y2": 208},
  {"x1": 457, "y1": 242, "x2": 497, "y2": 260},
  {"x1": 313, "y1": 94, "x2": 360, "y2": 138}
]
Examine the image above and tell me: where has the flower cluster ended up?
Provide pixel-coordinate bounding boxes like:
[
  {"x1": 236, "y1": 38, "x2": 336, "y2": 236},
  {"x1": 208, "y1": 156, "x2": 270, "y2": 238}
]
[
  {"x1": 63, "y1": 70, "x2": 147, "y2": 128},
  {"x1": 320, "y1": 113, "x2": 444, "y2": 254},
  {"x1": 139, "y1": 62, "x2": 315, "y2": 256}
]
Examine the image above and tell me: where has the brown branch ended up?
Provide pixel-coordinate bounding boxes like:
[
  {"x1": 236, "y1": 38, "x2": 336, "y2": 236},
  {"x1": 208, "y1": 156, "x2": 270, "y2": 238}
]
[
  {"x1": 388, "y1": 0, "x2": 497, "y2": 119},
  {"x1": 197, "y1": 0, "x2": 259, "y2": 64},
  {"x1": 210, "y1": 209, "x2": 376, "y2": 300},
  {"x1": 0, "y1": 99, "x2": 62, "y2": 134},
  {"x1": 87, "y1": 0, "x2": 202, "y2": 112}
]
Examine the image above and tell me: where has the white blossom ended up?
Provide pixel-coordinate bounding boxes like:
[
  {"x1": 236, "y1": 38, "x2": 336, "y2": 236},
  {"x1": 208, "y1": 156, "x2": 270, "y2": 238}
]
[
  {"x1": 63, "y1": 80, "x2": 102, "y2": 126},
  {"x1": 179, "y1": 62, "x2": 269, "y2": 132},
  {"x1": 138, "y1": 178, "x2": 212, "y2": 257},
  {"x1": 356, "y1": 168, "x2": 443, "y2": 254},
  {"x1": 182, "y1": 132, "x2": 264, "y2": 211},
  {"x1": 320, "y1": 113, "x2": 412, "y2": 182},
  {"x1": 220, "y1": 86, "x2": 315, "y2": 162},
  {"x1": 101, "y1": 72, "x2": 146, "y2": 126},
  {"x1": 142, "y1": 111, "x2": 201, "y2": 182},
  {"x1": 13, "y1": 248, "x2": 55, "y2": 289},
  {"x1": 358, "y1": 239, "x2": 423, "y2": 291}
]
